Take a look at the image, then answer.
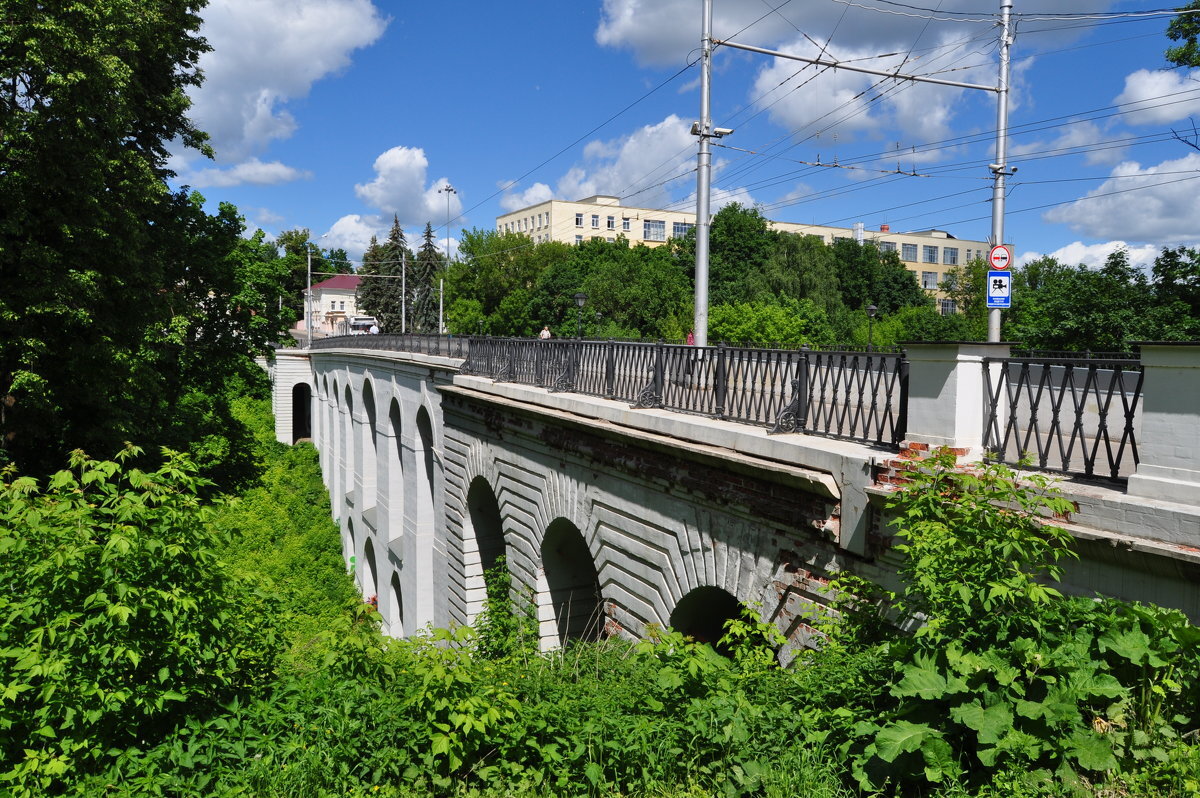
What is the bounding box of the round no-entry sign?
[988,244,1011,270]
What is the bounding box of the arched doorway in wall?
[539,519,602,647]
[345,518,356,574]
[414,407,436,542]
[363,536,379,604]
[464,476,506,623]
[387,400,404,546]
[669,586,743,650]
[386,572,404,637]
[342,385,355,517]
[361,380,378,510]
[291,382,312,442]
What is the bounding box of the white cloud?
[323,214,388,262]
[1116,69,1200,126]
[500,182,554,212]
[1042,153,1200,245]
[185,0,387,164]
[554,115,695,208]
[1017,241,1161,271]
[1009,121,1122,167]
[354,146,463,229]
[188,158,312,188]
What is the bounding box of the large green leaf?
[874,720,941,763]
[950,699,1012,745]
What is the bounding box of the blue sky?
[169,0,1200,272]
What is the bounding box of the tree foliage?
[0,0,294,479]
[357,217,412,332]
[0,447,280,792]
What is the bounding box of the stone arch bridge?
[269,337,1200,656]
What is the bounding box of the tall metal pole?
[440,183,456,336]
[692,0,714,348]
[988,0,1014,343]
[305,246,313,348]
[401,249,407,334]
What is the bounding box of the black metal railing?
[309,333,472,359]
[982,356,1143,481]
[461,337,907,447]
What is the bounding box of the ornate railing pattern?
[308,333,471,359]
[982,356,1143,481]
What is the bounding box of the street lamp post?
[867,304,878,354]
[306,246,313,349]
[573,292,588,339]
[439,184,456,335]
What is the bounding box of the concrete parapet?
[1127,343,1200,507]
[901,341,1012,461]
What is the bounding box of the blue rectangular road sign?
[986,270,1011,309]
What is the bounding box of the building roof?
[311,274,361,291]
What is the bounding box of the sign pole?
[988,0,1014,343]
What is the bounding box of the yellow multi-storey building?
[495,195,995,314]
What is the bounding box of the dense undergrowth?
[2,395,1199,796]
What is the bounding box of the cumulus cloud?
[500,182,554,212]
[188,158,312,188]
[1116,69,1200,126]
[1042,153,1200,245]
[557,115,696,208]
[1009,121,1124,167]
[1017,241,1161,271]
[354,146,463,228]
[322,214,388,262]
[184,0,387,165]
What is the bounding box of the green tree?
[832,239,930,313]
[708,297,836,347]
[357,216,412,332]
[1166,2,1200,66]
[0,0,221,474]
[411,223,443,333]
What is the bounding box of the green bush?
[0,447,281,794]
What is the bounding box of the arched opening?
[291,382,312,442]
[539,519,602,648]
[363,536,379,603]
[345,518,356,573]
[361,380,378,509]
[386,572,404,638]
[341,385,355,517]
[669,586,742,648]
[414,407,436,544]
[464,476,506,622]
[387,400,404,545]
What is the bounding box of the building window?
[879,241,897,252]
[921,271,939,290]
[339,300,345,311]
[622,217,631,232]
[591,214,600,228]
[607,215,615,230]
[902,243,918,261]
[923,245,939,264]
[575,235,583,244]
[940,299,958,315]
[575,213,583,227]
[672,221,695,238]
[943,272,958,291]
[943,247,958,265]
[607,237,615,242]
[644,219,666,241]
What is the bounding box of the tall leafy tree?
[1166,2,1200,67]
[0,0,292,479]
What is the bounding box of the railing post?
[797,346,810,430]
[714,341,727,420]
[653,339,665,406]
[1127,343,1200,505]
[895,351,909,444]
[605,339,616,399]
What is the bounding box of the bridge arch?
[463,476,506,623]
[537,517,602,649]
[290,382,312,442]
[669,586,743,648]
[386,398,404,545]
[362,536,379,603]
[360,377,379,514]
[386,572,404,637]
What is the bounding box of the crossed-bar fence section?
[982,355,1143,482]
[459,337,907,447]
